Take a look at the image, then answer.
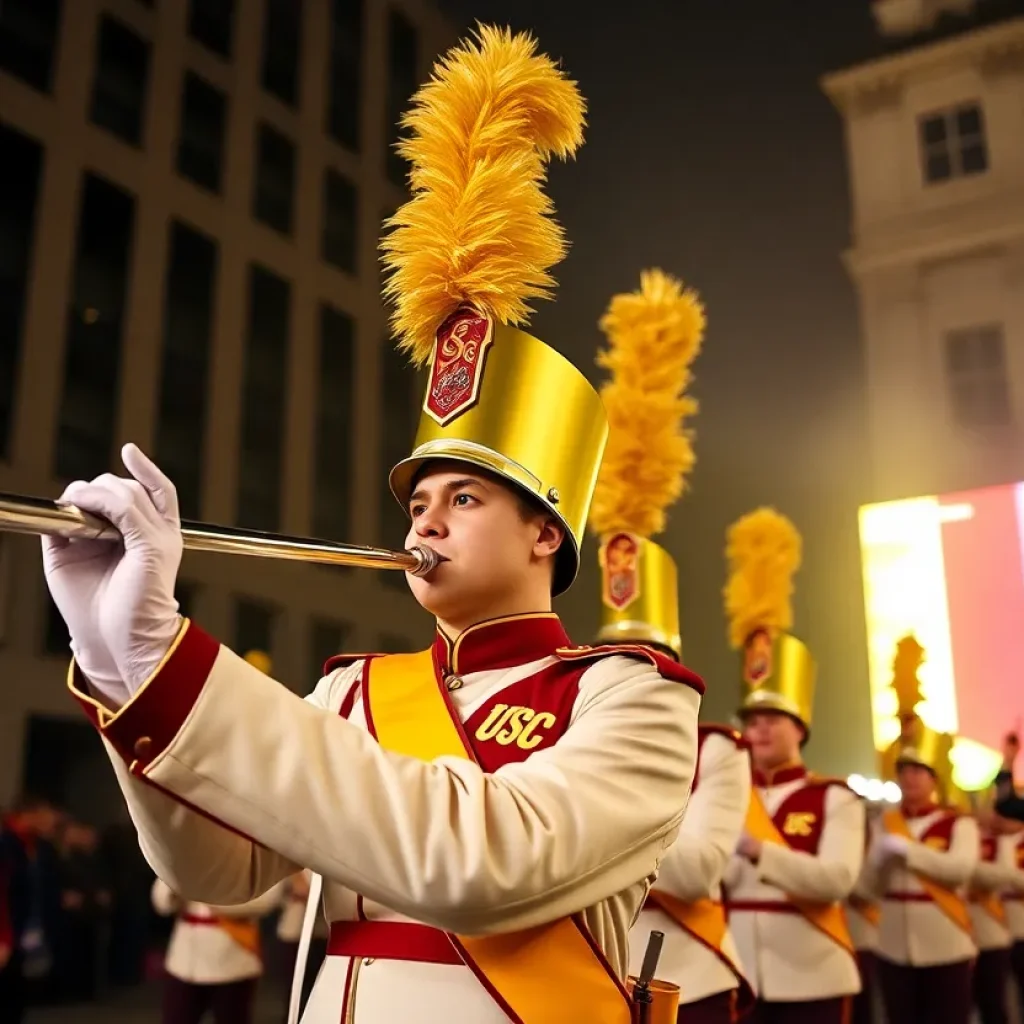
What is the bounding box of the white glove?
[870,833,910,868]
[42,444,184,705]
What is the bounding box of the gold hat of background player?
[381,26,605,595]
[725,508,816,730]
[589,270,706,659]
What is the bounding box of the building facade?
[823,0,1024,502]
[0,0,454,813]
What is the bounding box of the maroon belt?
[328,921,463,965]
[725,901,800,913]
[884,892,934,903]
[181,914,220,925]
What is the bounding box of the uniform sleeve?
[755,787,865,903]
[151,878,182,916]
[209,880,286,919]
[69,623,701,936]
[905,815,979,887]
[75,652,362,907]
[654,736,750,902]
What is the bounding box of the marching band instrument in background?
[0,491,441,575]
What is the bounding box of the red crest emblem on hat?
[424,306,494,426]
[743,628,773,686]
[601,532,641,611]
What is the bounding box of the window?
[0,0,62,93]
[188,0,234,59]
[0,124,44,460]
[945,324,1012,429]
[155,222,217,520]
[43,591,70,655]
[176,72,227,193]
[55,174,135,481]
[237,265,289,531]
[90,16,150,146]
[379,339,422,586]
[253,124,296,235]
[322,169,357,272]
[312,306,355,541]
[919,103,988,185]
[234,598,275,658]
[261,0,302,107]
[309,617,350,680]
[385,11,418,186]
[326,0,363,151]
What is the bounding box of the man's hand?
[870,833,910,869]
[736,832,763,863]
[42,444,184,699]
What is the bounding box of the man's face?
[896,763,936,805]
[403,464,562,625]
[743,710,804,768]
[28,804,60,841]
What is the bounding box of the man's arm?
[754,787,866,903]
[904,815,979,887]
[72,624,701,936]
[653,735,750,902]
[84,660,363,907]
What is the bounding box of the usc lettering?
[782,812,817,837]
[475,704,556,750]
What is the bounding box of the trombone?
[0,492,441,576]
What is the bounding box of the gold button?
[134,736,153,759]
[445,675,463,692]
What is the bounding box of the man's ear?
[533,517,565,559]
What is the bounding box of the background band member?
[152,878,283,1024]
[1002,815,1024,1012]
[722,509,865,1024]
[862,733,979,1024]
[44,26,704,1024]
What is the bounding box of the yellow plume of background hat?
[383,26,607,595]
[588,270,706,659]
[243,650,272,675]
[725,508,816,730]
[879,634,964,806]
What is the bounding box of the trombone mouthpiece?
[409,545,443,577]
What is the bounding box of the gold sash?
[216,919,261,957]
[366,651,632,1023]
[744,790,856,956]
[881,809,972,935]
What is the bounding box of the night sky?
[437,0,882,774]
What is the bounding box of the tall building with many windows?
[822,0,1024,502]
[0,0,453,812]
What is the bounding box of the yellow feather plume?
[724,508,802,649]
[380,24,585,365]
[588,269,706,538]
[891,634,925,717]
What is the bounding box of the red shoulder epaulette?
[698,723,749,750]
[554,644,705,695]
[322,652,385,676]
[804,772,855,794]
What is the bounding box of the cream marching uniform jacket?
[628,726,751,1005]
[1004,832,1024,942]
[723,765,865,1001]
[845,877,880,954]
[67,614,703,1024]
[861,805,979,967]
[152,877,283,984]
[969,831,1018,951]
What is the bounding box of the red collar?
[752,763,808,788]
[433,613,570,676]
[900,801,941,819]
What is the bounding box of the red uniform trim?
[554,643,706,695]
[699,723,749,750]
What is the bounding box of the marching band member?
[1003,815,1024,1011]
[969,810,1018,1024]
[584,267,752,1023]
[42,26,704,1024]
[863,728,979,1024]
[722,509,865,1024]
[152,877,283,1024]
